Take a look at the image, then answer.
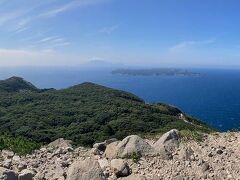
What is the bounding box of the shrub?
[0,134,41,155]
[180,130,203,142]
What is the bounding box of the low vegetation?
[128,152,141,163]
[0,134,41,155]
[180,129,204,142]
[0,77,213,150]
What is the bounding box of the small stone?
[208,152,213,157]
[18,162,27,171]
[179,147,194,161]
[2,150,14,159]
[61,159,71,167]
[227,174,233,179]
[172,175,186,180]
[3,159,12,169]
[202,162,210,172]
[216,149,223,155]
[40,147,47,152]
[90,148,101,155]
[201,173,208,179]
[12,155,20,162]
[197,159,204,166]
[185,161,190,166]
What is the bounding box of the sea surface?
[0,66,240,131]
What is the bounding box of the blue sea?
[0,66,240,131]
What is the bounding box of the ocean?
[0,66,240,131]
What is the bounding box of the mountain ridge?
[0,76,38,93]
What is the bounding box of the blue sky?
[1,0,240,68]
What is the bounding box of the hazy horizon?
[1,0,240,68]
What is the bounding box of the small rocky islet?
[0,129,239,180]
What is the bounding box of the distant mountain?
[0,76,38,93]
[84,60,124,68]
[87,60,109,65]
[0,77,212,146]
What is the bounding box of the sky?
[1,0,240,68]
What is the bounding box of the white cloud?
[0,11,25,26]
[0,48,34,57]
[18,17,32,27]
[40,0,109,17]
[170,39,216,52]
[11,17,32,33]
[0,48,87,67]
[35,36,71,49]
[38,36,59,43]
[14,27,29,33]
[99,24,119,34]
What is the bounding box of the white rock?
[1,150,14,159]
[104,141,120,159]
[153,129,180,154]
[48,138,72,149]
[12,155,20,162]
[67,158,106,180]
[105,135,155,159]
[98,158,109,170]
[110,159,130,177]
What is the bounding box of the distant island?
[112,68,200,76]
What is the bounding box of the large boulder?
[104,141,120,159]
[153,129,180,158]
[110,159,130,177]
[105,135,155,159]
[47,138,72,149]
[0,167,18,180]
[66,158,106,180]
[41,164,65,180]
[18,169,34,180]
[93,138,118,152]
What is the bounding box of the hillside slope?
[0,77,38,93]
[0,77,212,146]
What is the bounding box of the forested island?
[112,68,200,76]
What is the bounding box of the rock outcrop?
[153,129,180,152]
[67,158,106,180]
[105,135,155,159]
[47,138,73,149]
[0,130,239,180]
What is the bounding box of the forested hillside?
[0,77,212,147]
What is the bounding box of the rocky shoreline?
[0,130,239,180]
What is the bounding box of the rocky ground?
[0,130,239,180]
